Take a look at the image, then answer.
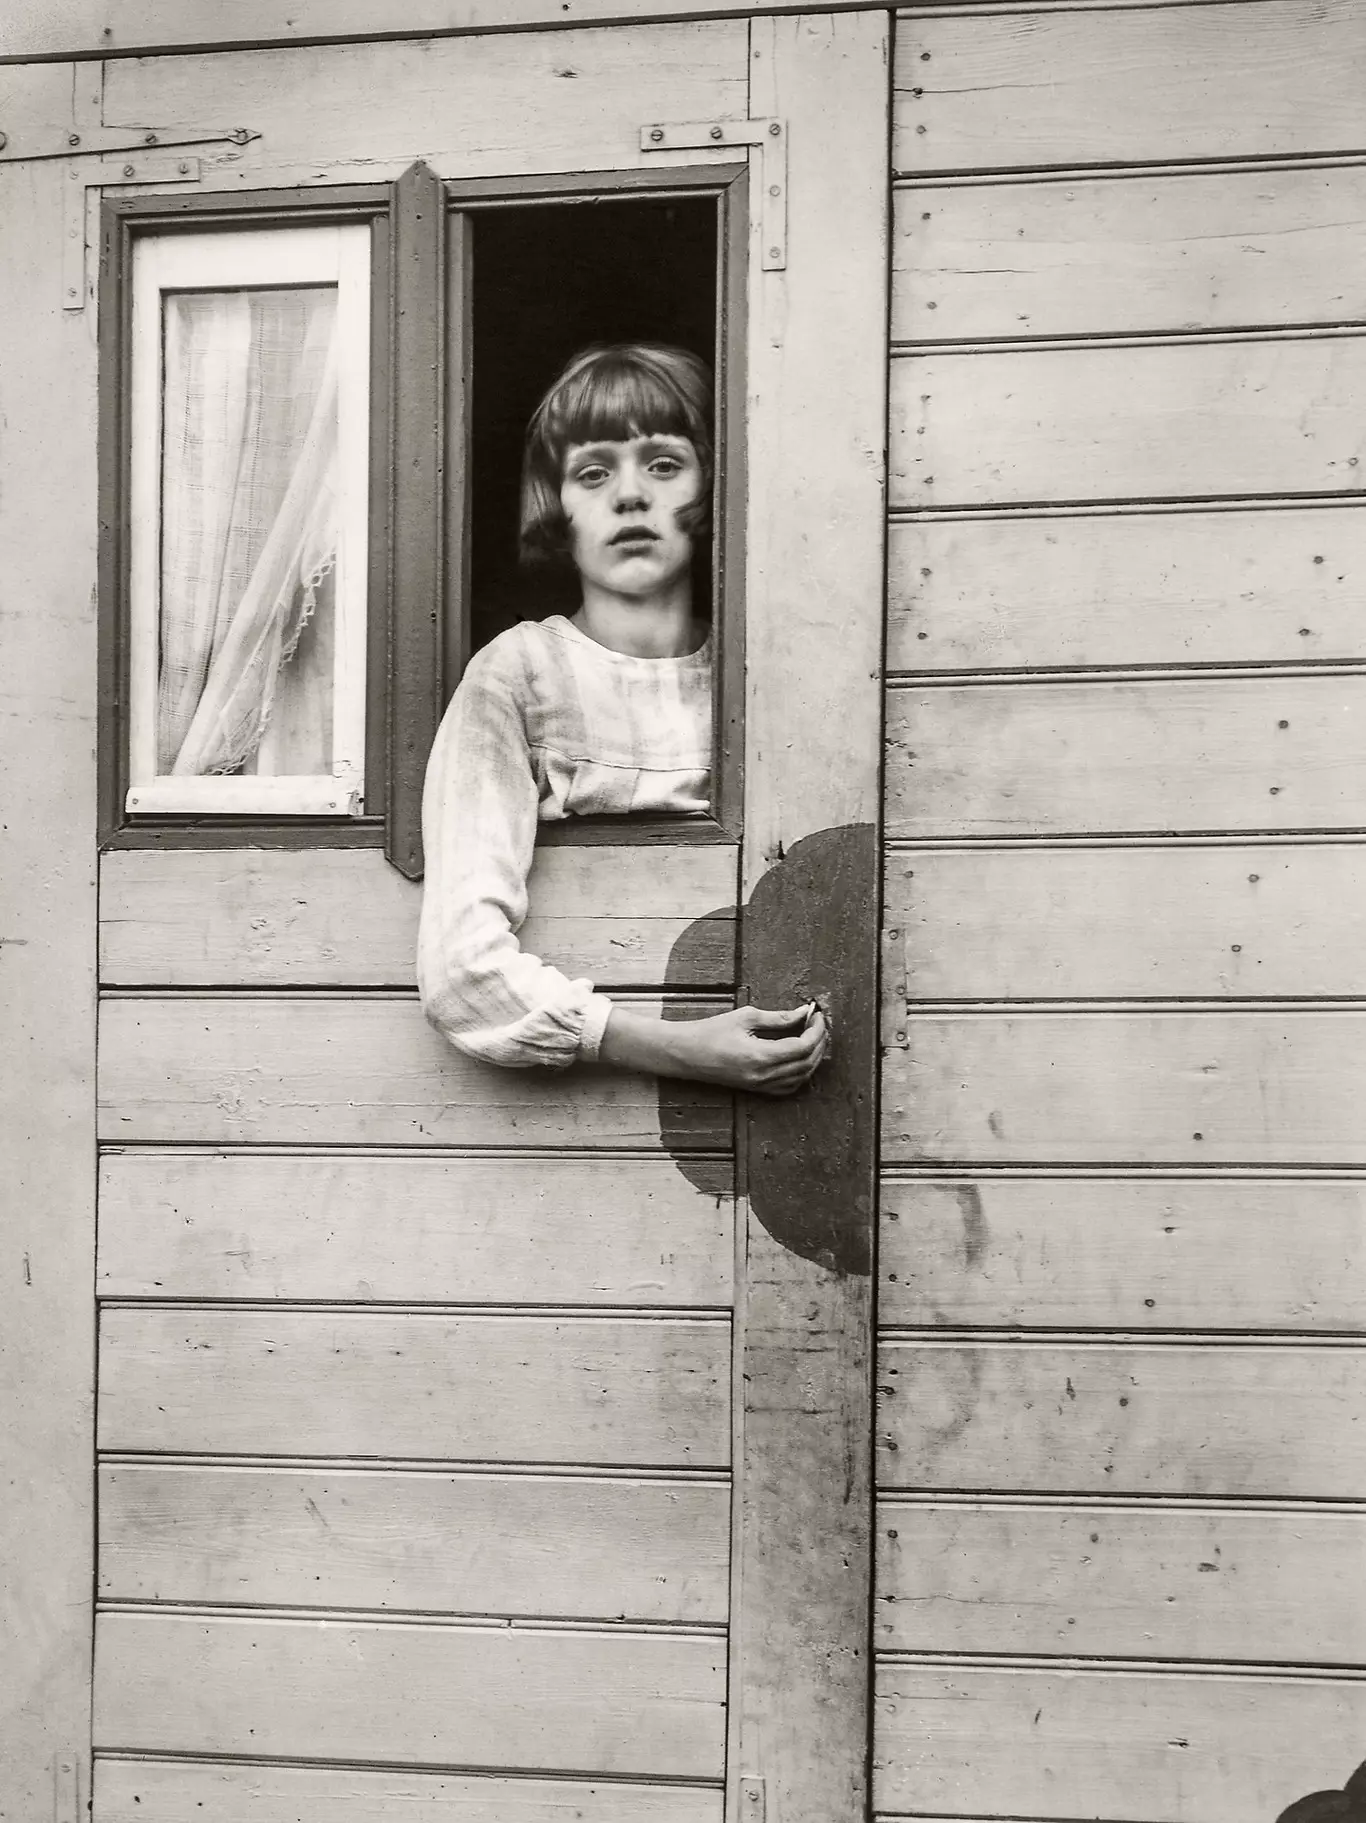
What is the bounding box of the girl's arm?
[418,642,615,1069]
[600,1002,829,1096]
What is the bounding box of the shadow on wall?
[1278,1760,1366,1821]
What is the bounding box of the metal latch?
[0,68,256,309]
[640,117,787,270]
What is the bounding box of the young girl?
[418,341,828,1095]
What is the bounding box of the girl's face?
[560,433,703,601]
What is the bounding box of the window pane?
[158,285,338,778]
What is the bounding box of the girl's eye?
[572,464,610,487]
[649,457,683,478]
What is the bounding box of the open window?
[100,164,744,868]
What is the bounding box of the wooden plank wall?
[95,847,736,1820]
[878,6,1366,1821]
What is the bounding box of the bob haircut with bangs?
[519,342,714,568]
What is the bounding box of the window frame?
[99,161,746,868]
[124,223,372,818]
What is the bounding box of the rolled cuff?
[576,991,614,1064]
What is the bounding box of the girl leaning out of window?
[417,341,828,1095]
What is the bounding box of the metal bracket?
[739,1776,766,1821]
[0,64,253,165]
[640,116,787,269]
[53,1749,79,1823]
[63,153,202,310]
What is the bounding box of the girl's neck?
[571,579,705,659]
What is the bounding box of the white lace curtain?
[157,286,340,777]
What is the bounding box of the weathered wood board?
[98,1150,733,1305]
[878,1176,1366,1331]
[884,1011,1366,1165]
[874,1662,1366,1820]
[886,507,1366,673]
[891,338,1366,509]
[885,677,1366,839]
[877,1341,1365,1496]
[893,166,1366,343]
[893,0,1366,176]
[93,1759,722,1823]
[876,1500,1366,1663]
[99,1308,729,1465]
[94,1610,725,1778]
[97,994,731,1148]
[884,845,1366,1000]
[100,24,747,187]
[99,845,737,988]
[99,1463,728,1621]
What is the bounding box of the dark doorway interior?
[467,193,718,652]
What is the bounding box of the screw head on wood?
[144,131,157,144]
[122,163,135,177]
[710,125,723,140]
[769,121,781,135]
[68,132,80,146]
[649,127,664,143]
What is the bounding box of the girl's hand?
[601,1002,831,1094]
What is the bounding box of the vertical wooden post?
[0,145,98,1815]
[731,14,890,1823]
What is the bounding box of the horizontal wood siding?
[884,1012,1366,1165]
[97,995,731,1148]
[99,845,737,988]
[879,1177,1366,1331]
[99,1308,729,1466]
[893,166,1366,343]
[890,337,1366,509]
[893,0,1366,175]
[885,844,1366,1001]
[882,7,1366,1812]
[885,677,1366,839]
[99,1463,728,1622]
[93,1760,722,1823]
[873,1663,1366,1820]
[94,1610,725,1779]
[98,1151,732,1305]
[101,23,747,188]
[886,507,1366,674]
[876,1501,1366,1663]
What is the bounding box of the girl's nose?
[613,459,651,508]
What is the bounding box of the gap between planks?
[873,1651,1366,1684]
[97,1453,730,1479]
[95,1600,727,1638]
[885,662,1366,687]
[97,1299,733,1319]
[91,1748,726,1791]
[889,491,1366,521]
[892,148,1366,188]
[890,324,1366,356]
[876,1330,1366,1348]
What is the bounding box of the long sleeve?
[417,638,614,1070]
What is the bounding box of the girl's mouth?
[610,527,659,546]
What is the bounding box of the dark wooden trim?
[536,816,739,847]
[97,200,133,848]
[713,165,748,841]
[442,164,747,208]
[102,820,386,851]
[363,208,394,819]
[386,160,447,881]
[98,180,396,852]
[443,212,474,706]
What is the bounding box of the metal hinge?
[0,68,257,309]
[640,116,787,269]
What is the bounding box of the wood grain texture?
[874,1663,1366,1821]
[99,1463,728,1622]
[101,23,747,188]
[878,1177,1366,1331]
[97,994,731,1148]
[731,16,889,1823]
[94,1610,725,1779]
[876,1500,1366,1663]
[886,508,1366,674]
[884,845,1366,1001]
[891,338,1366,509]
[893,167,1366,344]
[98,1150,733,1305]
[893,0,1366,176]
[877,1341,1365,1497]
[885,677,1366,839]
[884,1011,1366,1165]
[98,844,736,987]
[0,149,97,1813]
[93,1759,722,1823]
[99,1308,729,1466]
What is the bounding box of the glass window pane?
[157,285,339,779]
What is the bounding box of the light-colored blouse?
[417,614,712,1069]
